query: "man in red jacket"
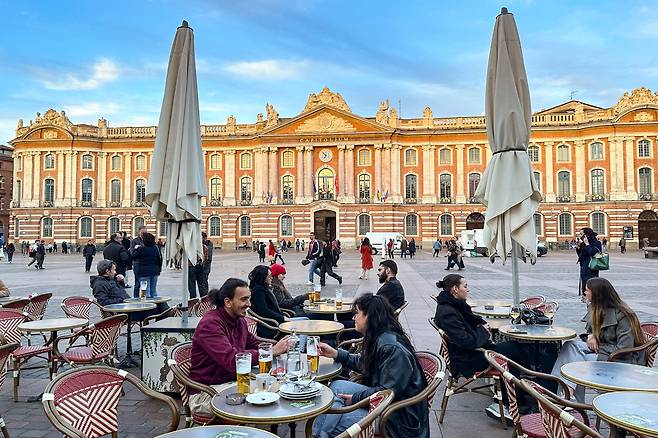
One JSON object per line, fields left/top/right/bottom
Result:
{"left": 189, "top": 278, "right": 290, "bottom": 416}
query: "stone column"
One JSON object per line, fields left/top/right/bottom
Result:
{"left": 608, "top": 137, "right": 624, "bottom": 200}
{"left": 390, "top": 144, "right": 401, "bottom": 203}
{"left": 98, "top": 152, "right": 107, "bottom": 206}
{"left": 382, "top": 144, "right": 391, "bottom": 200}
{"left": 253, "top": 149, "right": 265, "bottom": 205}
{"left": 56, "top": 151, "right": 65, "bottom": 203}
{"left": 224, "top": 150, "right": 236, "bottom": 206}
{"left": 23, "top": 152, "right": 33, "bottom": 204}
{"left": 574, "top": 140, "right": 586, "bottom": 202}
{"left": 304, "top": 146, "right": 314, "bottom": 201}
{"left": 201, "top": 151, "right": 208, "bottom": 207}
{"left": 374, "top": 144, "right": 383, "bottom": 198}
{"left": 32, "top": 152, "right": 41, "bottom": 207}
{"left": 268, "top": 146, "right": 278, "bottom": 203}
{"left": 337, "top": 145, "right": 346, "bottom": 201}
{"left": 422, "top": 145, "right": 436, "bottom": 203}
{"left": 122, "top": 152, "right": 132, "bottom": 207}
{"left": 346, "top": 145, "right": 356, "bottom": 203}
{"left": 625, "top": 137, "right": 637, "bottom": 199}
{"left": 455, "top": 144, "right": 466, "bottom": 203}
{"left": 544, "top": 142, "right": 556, "bottom": 202}
{"left": 70, "top": 151, "right": 78, "bottom": 204}
{"left": 295, "top": 145, "right": 305, "bottom": 203}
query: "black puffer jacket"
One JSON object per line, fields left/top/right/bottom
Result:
{"left": 271, "top": 280, "right": 307, "bottom": 316}
{"left": 249, "top": 283, "right": 285, "bottom": 339}
{"left": 90, "top": 275, "right": 129, "bottom": 306}
{"left": 102, "top": 240, "right": 132, "bottom": 274}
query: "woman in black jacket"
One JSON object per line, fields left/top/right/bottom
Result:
{"left": 270, "top": 263, "right": 309, "bottom": 317}
{"left": 314, "top": 294, "right": 429, "bottom": 438}
{"left": 132, "top": 233, "right": 163, "bottom": 298}
{"left": 576, "top": 227, "right": 602, "bottom": 299}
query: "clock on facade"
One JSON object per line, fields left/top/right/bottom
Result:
{"left": 319, "top": 148, "right": 333, "bottom": 162}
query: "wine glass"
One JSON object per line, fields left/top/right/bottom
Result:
{"left": 544, "top": 305, "right": 556, "bottom": 332}
{"left": 510, "top": 306, "right": 521, "bottom": 332}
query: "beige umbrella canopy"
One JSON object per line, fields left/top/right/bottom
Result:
{"left": 146, "top": 21, "right": 207, "bottom": 313}
{"left": 475, "top": 8, "right": 541, "bottom": 305}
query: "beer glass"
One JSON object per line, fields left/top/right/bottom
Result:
{"left": 139, "top": 281, "right": 148, "bottom": 300}
{"left": 286, "top": 350, "right": 303, "bottom": 380}
{"left": 308, "top": 286, "right": 315, "bottom": 304}
{"left": 314, "top": 283, "right": 321, "bottom": 302}
{"left": 335, "top": 289, "right": 343, "bottom": 308}
{"left": 258, "top": 342, "right": 273, "bottom": 374}
{"left": 235, "top": 353, "right": 251, "bottom": 395}
{"left": 306, "top": 336, "right": 320, "bottom": 375}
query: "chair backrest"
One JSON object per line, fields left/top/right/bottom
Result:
{"left": 43, "top": 366, "right": 179, "bottom": 438}
{"left": 642, "top": 322, "right": 658, "bottom": 367}
{"left": 536, "top": 300, "right": 559, "bottom": 314}
{"left": 2, "top": 298, "right": 31, "bottom": 313}
{"left": 415, "top": 351, "right": 446, "bottom": 406}
{"left": 193, "top": 296, "right": 213, "bottom": 317}
{"left": 427, "top": 317, "right": 452, "bottom": 373}
{"left": 61, "top": 296, "right": 93, "bottom": 320}
{"left": 485, "top": 351, "right": 522, "bottom": 426}
{"left": 520, "top": 295, "right": 545, "bottom": 309}
{"left": 0, "top": 309, "right": 30, "bottom": 345}
{"left": 27, "top": 293, "right": 52, "bottom": 321}
{"left": 168, "top": 342, "right": 193, "bottom": 406}
{"left": 337, "top": 389, "right": 395, "bottom": 438}
{"left": 394, "top": 301, "right": 409, "bottom": 319}
{"left": 89, "top": 315, "right": 127, "bottom": 358}
{"left": 0, "top": 342, "right": 19, "bottom": 392}
{"left": 244, "top": 315, "right": 259, "bottom": 335}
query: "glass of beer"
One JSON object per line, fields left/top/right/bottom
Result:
{"left": 258, "top": 342, "right": 273, "bottom": 374}
{"left": 314, "top": 284, "right": 321, "bottom": 302}
{"left": 306, "top": 336, "right": 320, "bottom": 375}
{"left": 235, "top": 353, "right": 251, "bottom": 395}
{"left": 139, "top": 281, "right": 148, "bottom": 301}
{"left": 308, "top": 286, "right": 315, "bottom": 304}
{"left": 335, "top": 289, "right": 343, "bottom": 308}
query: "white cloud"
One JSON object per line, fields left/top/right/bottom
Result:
{"left": 223, "top": 59, "right": 309, "bottom": 80}
{"left": 40, "top": 58, "right": 120, "bottom": 91}
{"left": 63, "top": 102, "right": 120, "bottom": 117}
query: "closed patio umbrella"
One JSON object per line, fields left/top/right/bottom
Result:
{"left": 146, "top": 20, "right": 207, "bottom": 321}
{"left": 475, "top": 8, "right": 541, "bottom": 306}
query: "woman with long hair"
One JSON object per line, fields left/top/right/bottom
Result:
{"left": 248, "top": 265, "right": 286, "bottom": 339}
{"left": 358, "top": 237, "right": 373, "bottom": 280}
{"left": 576, "top": 227, "right": 602, "bottom": 299}
{"left": 269, "top": 263, "right": 309, "bottom": 317}
{"left": 313, "top": 294, "right": 429, "bottom": 438}
{"left": 551, "top": 277, "right": 645, "bottom": 401}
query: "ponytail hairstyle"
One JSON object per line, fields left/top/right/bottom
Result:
{"left": 437, "top": 274, "right": 464, "bottom": 295}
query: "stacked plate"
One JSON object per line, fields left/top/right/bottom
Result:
{"left": 279, "top": 381, "right": 321, "bottom": 400}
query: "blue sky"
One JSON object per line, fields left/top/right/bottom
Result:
{"left": 1, "top": 0, "right": 657, "bottom": 143}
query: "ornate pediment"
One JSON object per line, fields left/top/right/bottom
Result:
{"left": 613, "top": 87, "right": 658, "bottom": 115}
{"left": 17, "top": 109, "right": 72, "bottom": 138}
{"left": 294, "top": 112, "right": 356, "bottom": 133}
{"left": 303, "top": 87, "right": 351, "bottom": 113}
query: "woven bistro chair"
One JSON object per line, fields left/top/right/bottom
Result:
{"left": 327, "top": 389, "right": 394, "bottom": 438}
{"left": 26, "top": 293, "right": 52, "bottom": 321}
{"left": 520, "top": 296, "right": 546, "bottom": 310}
{"left": 1, "top": 299, "right": 31, "bottom": 313}
{"left": 246, "top": 309, "right": 282, "bottom": 339}
{"left": 42, "top": 366, "right": 179, "bottom": 437}
{"left": 61, "top": 296, "right": 105, "bottom": 320}
{"left": 608, "top": 321, "right": 658, "bottom": 367}
{"left": 0, "top": 342, "right": 19, "bottom": 438}
{"left": 192, "top": 295, "right": 213, "bottom": 317}
{"left": 143, "top": 298, "right": 201, "bottom": 326}
{"left": 394, "top": 301, "right": 409, "bottom": 320}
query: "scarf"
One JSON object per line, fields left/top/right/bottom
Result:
{"left": 437, "top": 290, "right": 486, "bottom": 328}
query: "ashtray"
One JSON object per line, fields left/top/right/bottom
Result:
{"left": 484, "top": 305, "right": 495, "bottom": 310}
{"left": 225, "top": 393, "right": 246, "bottom": 405}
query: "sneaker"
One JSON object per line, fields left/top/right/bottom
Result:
{"left": 338, "top": 276, "right": 343, "bottom": 285}
{"left": 305, "top": 281, "right": 314, "bottom": 285}
{"left": 358, "top": 276, "right": 363, "bottom": 280}
{"left": 485, "top": 403, "right": 513, "bottom": 424}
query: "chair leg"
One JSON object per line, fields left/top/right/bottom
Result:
{"left": 0, "top": 415, "right": 9, "bottom": 438}
{"left": 494, "top": 377, "right": 507, "bottom": 429}
{"left": 184, "top": 406, "right": 192, "bottom": 428}
{"left": 439, "top": 376, "right": 453, "bottom": 424}
{"left": 12, "top": 359, "right": 19, "bottom": 402}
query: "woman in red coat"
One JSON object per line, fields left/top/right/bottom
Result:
{"left": 359, "top": 237, "right": 374, "bottom": 280}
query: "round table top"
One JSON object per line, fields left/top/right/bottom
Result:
{"left": 211, "top": 382, "right": 334, "bottom": 425}
{"left": 561, "top": 361, "right": 658, "bottom": 392}
{"left": 125, "top": 296, "right": 172, "bottom": 304}
{"left": 472, "top": 306, "right": 511, "bottom": 318}
{"left": 102, "top": 302, "right": 157, "bottom": 313}
{"left": 18, "top": 318, "right": 88, "bottom": 333}
{"left": 485, "top": 318, "right": 510, "bottom": 330}
{"left": 0, "top": 296, "right": 25, "bottom": 304}
{"left": 498, "top": 324, "right": 576, "bottom": 341}
{"left": 304, "top": 300, "right": 353, "bottom": 314}
{"left": 279, "top": 320, "right": 344, "bottom": 335}
{"left": 258, "top": 354, "right": 342, "bottom": 382}
{"left": 469, "top": 299, "right": 512, "bottom": 308}
{"left": 156, "top": 425, "right": 278, "bottom": 438}
{"left": 593, "top": 392, "right": 658, "bottom": 437}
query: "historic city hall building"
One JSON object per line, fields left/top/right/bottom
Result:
{"left": 7, "top": 86, "right": 658, "bottom": 249}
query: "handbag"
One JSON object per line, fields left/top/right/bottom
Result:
{"left": 520, "top": 308, "right": 551, "bottom": 325}
{"left": 588, "top": 251, "right": 609, "bottom": 271}
{"left": 301, "top": 258, "right": 310, "bottom": 266}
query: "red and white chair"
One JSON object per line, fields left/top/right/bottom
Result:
{"left": 520, "top": 296, "right": 546, "bottom": 310}
{"left": 329, "top": 389, "right": 394, "bottom": 438}
{"left": 26, "top": 293, "right": 52, "bottom": 321}
{"left": 61, "top": 296, "right": 104, "bottom": 320}
{"left": 0, "top": 342, "right": 19, "bottom": 437}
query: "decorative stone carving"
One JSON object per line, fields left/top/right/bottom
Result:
{"left": 375, "top": 100, "right": 389, "bottom": 125}
{"left": 613, "top": 87, "right": 658, "bottom": 115}
{"left": 389, "top": 108, "right": 398, "bottom": 127}
{"left": 17, "top": 119, "right": 23, "bottom": 129}
{"left": 226, "top": 115, "right": 236, "bottom": 134}
{"left": 30, "top": 109, "right": 72, "bottom": 130}
{"left": 43, "top": 130, "right": 58, "bottom": 139}
{"left": 295, "top": 113, "right": 356, "bottom": 133}
{"left": 634, "top": 111, "right": 654, "bottom": 122}
{"left": 98, "top": 117, "right": 107, "bottom": 129}
{"left": 265, "top": 103, "right": 279, "bottom": 127}
{"left": 256, "top": 113, "right": 264, "bottom": 123}
{"left": 303, "top": 87, "right": 351, "bottom": 113}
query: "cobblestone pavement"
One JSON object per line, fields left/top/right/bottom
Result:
{"left": 1, "top": 247, "right": 656, "bottom": 437}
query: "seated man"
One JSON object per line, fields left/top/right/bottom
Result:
{"left": 189, "top": 278, "right": 290, "bottom": 417}
{"left": 376, "top": 260, "right": 405, "bottom": 310}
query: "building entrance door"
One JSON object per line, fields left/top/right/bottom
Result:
{"left": 314, "top": 210, "right": 336, "bottom": 242}
{"left": 466, "top": 212, "right": 485, "bottom": 230}
{"left": 638, "top": 210, "right": 658, "bottom": 246}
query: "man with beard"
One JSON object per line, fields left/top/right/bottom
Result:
{"left": 375, "top": 260, "right": 405, "bottom": 310}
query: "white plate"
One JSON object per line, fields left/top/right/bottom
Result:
{"left": 280, "top": 382, "right": 321, "bottom": 395}
{"left": 279, "top": 390, "right": 320, "bottom": 400}
{"left": 246, "top": 392, "right": 280, "bottom": 405}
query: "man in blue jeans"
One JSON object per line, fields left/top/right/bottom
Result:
{"left": 306, "top": 232, "right": 322, "bottom": 284}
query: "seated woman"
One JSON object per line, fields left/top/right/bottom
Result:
{"left": 313, "top": 294, "right": 429, "bottom": 438}
{"left": 551, "top": 277, "right": 646, "bottom": 401}
{"left": 270, "top": 263, "right": 309, "bottom": 317}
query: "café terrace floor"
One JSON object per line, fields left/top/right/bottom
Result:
{"left": 1, "top": 246, "right": 657, "bottom": 437}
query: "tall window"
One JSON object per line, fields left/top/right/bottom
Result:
{"left": 81, "top": 154, "right": 93, "bottom": 169}
{"left": 528, "top": 145, "right": 539, "bottom": 162}
{"left": 44, "top": 178, "right": 55, "bottom": 203}
{"left": 357, "top": 149, "right": 371, "bottom": 166}
{"left": 210, "top": 177, "right": 222, "bottom": 201}
{"left": 135, "top": 155, "right": 146, "bottom": 171}
{"left": 280, "top": 215, "right": 293, "bottom": 236}
{"left": 317, "top": 168, "right": 335, "bottom": 200}
{"left": 239, "top": 216, "right": 251, "bottom": 236}
{"left": 439, "top": 148, "right": 451, "bottom": 165}
{"left": 358, "top": 214, "right": 371, "bottom": 235}
{"left": 590, "top": 142, "right": 604, "bottom": 160}
{"left": 133, "top": 217, "right": 145, "bottom": 236}
{"left": 558, "top": 213, "right": 572, "bottom": 235}
{"left": 358, "top": 174, "right": 371, "bottom": 200}
{"left": 209, "top": 217, "right": 221, "bottom": 237}
{"left": 282, "top": 175, "right": 294, "bottom": 201}
{"left": 405, "top": 214, "right": 418, "bottom": 236}
{"left": 210, "top": 154, "right": 221, "bottom": 170}
{"left": 440, "top": 214, "right": 453, "bottom": 236}
{"left": 468, "top": 173, "right": 480, "bottom": 198}
{"left": 533, "top": 171, "right": 541, "bottom": 191}
{"left": 240, "top": 152, "right": 252, "bottom": 169}
{"left": 534, "top": 213, "right": 542, "bottom": 235}
{"left": 108, "top": 217, "right": 120, "bottom": 236}
{"left": 81, "top": 178, "right": 93, "bottom": 203}
{"left": 558, "top": 171, "right": 571, "bottom": 198}
{"left": 79, "top": 217, "right": 93, "bottom": 238}
{"left": 240, "top": 177, "right": 252, "bottom": 203}
{"left": 13, "top": 217, "right": 19, "bottom": 238}
{"left": 590, "top": 169, "right": 605, "bottom": 195}
{"left": 15, "top": 180, "right": 22, "bottom": 203}
{"left": 468, "top": 147, "right": 481, "bottom": 164}
{"left": 281, "top": 150, "right": 294, "bottom": 168}
{"left": 16, "top": 156, "right": 23, "bottom": 171}
{"left": 44, "top": 153, "right": 55, "bottom": 169}
{"left": 42, "top": 217, "right": 53, "bottom": 238}
{"left": 591, "top": 212, "right": 606, "bottom": 235}
{"left": 404, "top": 174, "right": 417, "bottom": 200}
{"left": 110, "top": 180, "right": 121, "bottom": 203}
{"left": 404, "top": 148, "right": 417, "bottom": 166}
{"left": 111, "top": 155, "right": 121, "bottom": 170}
{"left": 135, "top": 179, "right": 146, "bottom": 203}
{"left": 159, "top": 221, "right": 168, "bottom": 237}
{"left": 439, "top": 174, "right": 452, "bottom": 199}
{"left": 557, "top": 144, "right": 570, "bottom": 162}
{"left": 638, "top": 139, "right": 651, "bottom": 158}
{"left": 639, "top": 168, "right": 652, "bottom": 195}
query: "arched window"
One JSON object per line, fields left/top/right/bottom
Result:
{"left": 405, "top": 214, "right": 418, "bottom": 236}
{"left": 44, "top": 178, "right": 55, "bottom": 204}
{"left": 440, "top": 214, "right": 453, "bottom": 236}
{"left": 81, "top": 154, "right": 93, "bottom": 170}
{"left": 13, "top": 217, "right": 19, "bottom": 238}
{"left": 133, "top": 217, "right": 145, "bottom": 236}
{"left": 528, "top": 145, "right": 539, "bottom": 162}
{"left": 590, "top": 169, "right": 605, "bottom": 196}
{"left": 558, "top": 213, "right": 572, "bottom": 235}
{"left": 240, "top": 152, "right": 252, "bottom": 170}
{"left": 591, "top": 212, "right": 606, "bottom": 236}
{"left": 240, "top": 177, "right": 252, "bottom": 203}
{"left": 590, "top": 142, "right": 604, "bottom": 160}
{"left": 468, "top": 173, "right": 480, "bottom": 199}
{"left": 534, "top": 213, "right": 542, "bottom": 235}
{"left": 281, "top": 150, "right": 294, "bottom": 168}
{"left": 282, "top": 175, "right": 294, "bottom": 201}
{"left": 358, "top": 214, "right": 371, "bottom": 235}
{"left": 108, "top": 217, "right": 120, "bottom": 236}
{"left": 638, "top": 139, "right": 651, "bottom": 158}
{"left": 357, "top": 149, "right": 371, "bottom": 166}
{"left": 639, "top": 168, "right": 653, "bottom": 196}
{"left": 110, "top": 180, "right": 121, "bottom": 204}
{"left": 79, "top": 217, "right": 93, "bottom": 238}
{"left": 239, "top": 216, "right": 251, "bottom": 236}
{"left": 42, "top": 217, "right": 53, "bottom": 238}
{"left": 439, "top": 174, "right": 452, "bottom": 200}
{"left": 557, "top": 171, "right": 571, "bottom": 199}
{"left": 439, "top": 148, "right": 451, "bottom": 165}
{"left": 111, "top": 155, "right": 121, "bottom": 170}
{"left": 135, "top": 179, "right": 146, "bottom": 203}
{"left": 358, "top": 174, "right": 371, "bottom": 201}
{"left": 557, "top": 144, "right": 570, "bottom": 162}
{"left": 44, "top": 153, "right": 55, "bottom": 169}
{"left": 468, "top": 147, "right": 481, "bottom": 164}
{"left": 404, "top": 174, "right": 417, "bottom": 201}
{"left": 135, "top": 154, "right": 146, "bottom": 171}
{"left": 81, "top": 178, "right": 93, "bottom": 203}
{"left": 210, "top": 177, "right": 222, "bottom": 201}
{"left": 533, "top": 171, "right": 541, "bottom": 191}
{"left": 404, "top": 148, "right": 417, "bottom": 166}
{"left": 317, "top": 168, "right": 335, "bottom": 200}
{"left": 209, "top": 217, "right": 221, "bottom": 237}
{"left": 210, "top": 153, "right": 222, "bottom": 170}
{"left": 280, "top": 215, "right": 293, "bottom": 236}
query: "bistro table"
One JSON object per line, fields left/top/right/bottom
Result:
{"left": 125, "top": 296, "right": 173, "bottom": 305}
{"left": 156, "top": 425, "right": 278, "bottom": 438}
{"left": 303, "top": 300, "right": 353, "bottom": 321}
{"left": 593, "top": 391, "right": 658, "bottom": 438}
{"left": 279, "top": 320, "right": 344, "bottom": 336}
{"left": 499, "top": 324, "right": 576, "bottom": 371}
{"left": 469, "top": 299, "right": 512, "bottom": 308}
{"left": 256, "top": 354, "right": 342, "bottom": 383}
{"left": 561, "top": 361, "right": 658, "bottom": 392}
{"left": 102, "top": 302, "right": 156, "bottom": 368}
{"left": 472, "top": 306, "right": 512, "bottom": 318}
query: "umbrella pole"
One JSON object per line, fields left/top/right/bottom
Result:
{"left": 511, "top": 241, "right": 520, "bottom": 306}
{"left": 182, "top": 248, "right": 189, "bottom": 324}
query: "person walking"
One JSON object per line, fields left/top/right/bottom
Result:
{"left": 295, "top": 239, "right": 300, "bottom": 252}
{"left": 386, "top": 238, "right": 395, "bottom": 259}
{"left": 445, "top": 239, "right": 464, "bottom": 271}
{"left": 408, "top": 238, "right": 417, "bottom": 259}
{"left": 132, "top": 233, "right": 162, "bottom": 298}
{"left": 20, "top": 241, "right": 26, "bottom": 255}
{"left": 359, "top": 237, "right": 374, "bottom": 280}
{"left": 400, "top": 238, "right": 408, "bottom": 258}
{"left": 332, "top": 239, "right": 341, "bottom": 267}
{"left": 35, "top": 240, "right": 46, "bottom": 269}
{"left": 130, "top": 226, "right": 147, "bottom": 298}
{"left": 432, "top": 239, "right": 442, "bottom": 257}
{"left": 602, "top": 237, "right": 608, "bottom": 252}
{"left": 576, "top": 227, "right": 602, "bottom": 300}
{"left": 26, "top": 240, "right": 38, "bottom": 268}
{"left": 202, "top": 232, "right": 213, "bottom": 288}
{"left": 274, "top": 241, "right": 286, "bottom": 265}
{"left": 619, "top": 237, "right": 626, "bottom": 254}
{"left": 257, "top": 241, "right": 266, "bottom": 263}
{"left": 103, "top": 233, "right": 132, "bottom": 284}
{"left": 319, "top": 239, "right": 342, "bottom": 287}
{"left": 61, "top": 241, "right": 68, "bottom": 254}
{"left": 6, "top": 241, "right": 15, "bottom": 263}
{"left": 305, "top": 232, "right": 322, "bottom": 285}
{"left": 82, "top": 240, "right": 96, "bottom": 273}
{"left": 53, "top": 241, "right": 58, "bottom": 253}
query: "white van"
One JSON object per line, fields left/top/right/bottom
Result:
{"left": 363, "top": 232, "right": 405, "bottom": 255}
